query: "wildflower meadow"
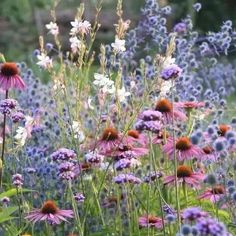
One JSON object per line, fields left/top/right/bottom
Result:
{"left": 1, "top": 0, "right": 236, "bottom": 235}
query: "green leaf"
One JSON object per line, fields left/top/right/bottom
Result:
{"left": 0, "top": 188, "right": 34, "bottom": 199}
{"left": 0, "top": 206, "right": 18, "bottom": 223}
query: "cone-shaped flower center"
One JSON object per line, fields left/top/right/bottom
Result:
{"left": 101, "top": 127, "right": 119, "bottom": 141}
{"left": 203, "top": 146, "right": 214, "bottom": 154}
{"left": 211, "top": 186, "right": 225, "bottom": 194}
{"left": 218, "top": 124, "right": 230, "bottom": 136}
{"left": 128, "top": 129, "right": 139, "bottom": 139}
{"left": 1, "top": 62, "right": 19, "bottom": 77}
{"left": 147, "top": 215, "right": 159, "bottom": 223}
{"left": 155, "top": 98, "right": 172, "bottom": 113}
{"left": 41, "top": 200, "right": 58, "bottom": 214}
{"left": 177, "top": 165, "right": 193, "bottom": 178}
{"left": 176, "top": 137, "right": 192, "bottom": 150}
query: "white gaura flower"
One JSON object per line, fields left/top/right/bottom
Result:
{"left": 163, "top": 56, "right": 175, "bottom": 69}
{"left": 117, "top": 87, "right": 130, "bottom": 102}
{"left": 72, "top": 121, "right": 85, "bottom": 143}
{"left": 111, "top": 38, "right": 126, "bottom": 52}
{"left": 93, "top": 73, "right": 115, "bottom": 94}
{"left": 87, "top": 97, "right": 94, "bottom": 110}
{"left": 70, "top": 19, "right": 91, "bottom": 35}
{"left": 36, "top": 53, "right": 52, "bottom": 69}
{"left": 45, "top": 21, "right": 59, "bottom": 35}
{"left": 159, "top": 80, "right": 172, "bottom": 96}
{"left": 69, "top": 36, "right": 82, "bottom": 53}
{"left": 15, "top": 127, "right": 28, "bottom": 146}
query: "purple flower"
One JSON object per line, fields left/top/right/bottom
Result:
{"left": 11, "top": 111, "right": 25, "bottom": 122}
{"left": 193, "top": 3, "right": 202, "bottom": 12}
{"left": 113, "top": 173, "right": 142, "bottom": 184}
{"left": 0, "top": 99, "right": 18, "bottom": 115}
{"left": 74, "top": 193, "right": 85, "bottom": 203}
{"left": 1, "top": 197, "right": 10, "bottom": 206}
{"left": 182, "top": 207, "right": 208, "bottom": 222}
{"left": 12, "top": 173, "right": 23, "bottom": 187}
{"left": 144, "top": 171, "right": 163, "bottom": 183}
{"left": 195, "top": 217, "right": 230, "bottom": 236}
{"left": 51, "top": 148, "right": 76, "bottom": 163}
{"left": 174, "top": 22, "right": 187, "bottom": 34}
{"left": 161, "top": 64, "right": 182, "bottom": 80}
{"left": 58, "top": 162, "right": 77, "bottom": 180}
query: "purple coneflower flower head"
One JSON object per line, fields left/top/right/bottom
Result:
{"left": 51, "top": 148, "right": 76, "bottom": 163}
{"left": 161, "top": 64, "right": 182, "bottom": 80}
{"left": 163, "top": 137, "right": 204, "bottom": 161}
{"left": 96, "top": 127, "right": 124, "bottom": 155}
{"left": 201, "top": 146, "right": 217, "bottom": 161}
{"left": 0, "top": 99, "right": 18, "bottom": 115}
{"left": 164, "top": 165, "right": 205, "bottom": 189}
{"left": 58, "top": 162, "right": 77, "bottom": 181}
{"left": 113, "top": 173, "right": 142, "bottom": 184}
{"left": 155, "top": 98, "right": 187, "bottom": 124}
{"left": 182, "top": 207, "right": 208, "bottom": 222}
{"left": 74, "top": 193, "right": 85, "bottom": 203}
{"left": 11, "top": 111, "right": 25, "bottom": 123}
{"left": 198, "top": 185, "right": 225, "bottom": 203}
{"left": 138, "top": 215, "right": 164, "bottom": 229}
{"left": 127, "top": 129, "right": 147, "bottom": 146}
{"left": 143, "top": 171, "right": 163, "bottom": 183}
{"left": 0, "top": 62, "right": 25, "bottom": 90}
{"left": 12, "top": 173, "right": 23, "bottom": 187}
{"left": 196, "top": 217, "right": 230, "bottom": 236}
{"left": 173, "top": 22, "right": 187, "bottom": 34}
{"left": 25, "top": 200, "right": 74, "bottom": 225}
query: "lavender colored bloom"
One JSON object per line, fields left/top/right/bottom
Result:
{"left": 12, "top": 173, "right": 23, "bottom": 187}
{"left": 174, "top": 22, "right": 187, "bottom": 34}
{"left": 0, "top": 99, "right": 18, "bottom": 115}
{"left": 74, "top": 193, "right": 85, "bottom": 203}
{"left": 25, "top": 167, "right": 36, "bottom": 174}
{"left": 11, "top": 111, "right": 25, "bottom": 122}
{"left": 113, "top": 173, "right": 142, "bottom": 184}
{"left": 196, "top": 217, "right": 230, "bottom": 236}
{"left": 193, "top": 3, "right": 202, "bottom": 12}
{"left": 161, "top": 64, "right": 182, "bottom": 80}
{"left": 143, "top": 171, "right": 163, "bottom": 183}
{"left": 58, "top": 162, "right": 77, "bottom": 180}
{"left": 51, "top": 148, "right": 77, "bottom": 163}
{"left": 114, "top": 158, "right": 140, "bottom": 171}
{"left": 182, "top": 207, "right": 208, "bottom": 222}
{"left": 1, "top": 197, "right": 10, "bottom": 206}
{"left": 85, "top": 151, "right": 104, "bottom": 166}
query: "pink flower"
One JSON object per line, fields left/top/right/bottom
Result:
{"left": 25, "top": 200, "right": 74, "bottom": 224}
{"left": 175, "top": 101, "right": 205, "bottom": 110}
{"left": 198, "top": 185, "right": 225, "bottom": 203}
{"left": 152, "top": 130, "right": 169, "bottom": 145}
{"left": 0, "top": 63, "right": 25, "bottom": 90}
{"left": 138, "top": 215, "right": 164, "bottom": 229}
{"left": 201, "top": 146, "right": 217, "bottom": 161}
{"left": 163, "top": 136, "right": 204, "bottom": 161}
{"left": 164, "top": 165, "right": 205, "bottom": 189}
{"left": 127, "top": 129, "right": 147, "bottom": 146}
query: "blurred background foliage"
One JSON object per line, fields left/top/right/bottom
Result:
{"left": 0, "top": 0, "right": 236, "bottom": 63}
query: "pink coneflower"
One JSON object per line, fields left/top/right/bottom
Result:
{"left": 138, "top": 215, "right": 164, "bottom": 229}
{"left": 127, "top": 129, "right": 147, "bottom": 146}
{"left": 198, "top": 185, "right": 225, "bottom": 203}
{"left": 163, "top": 136, "right": 204, "bottom": 161}
{"left": 112, "top": 144, "right": 149, "bottom": 159}
{"left": 25, "top": 200, "right": 74, "bottom": 224}
{"left": 217, "top": 124, "right": 230, "bottom": 137}
{"left": 152, "top": 130, "right": 169, "bottom": 145}
{"left": 164, "top": 165, "right": 205, "bottom": 189}
{"left": 175, "top": 101, "right": 205, "bottom": 111}
{"left": 0, "top": 62, "right": 25, "bottom": 90}
{"left": 96, "top": 127, "right": 124, "bottom": 155}
{"left": 155, "top": 98, "right": 187, "bottom": 123}
{"left": 201, "top": 146, "right": 217, "bottom": 161}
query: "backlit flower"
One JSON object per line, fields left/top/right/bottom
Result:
{"left": 111, "top": 38, "right": 126, "bottom": 52}
{"left": 45, "top": 21, "right": 59, "bottom": 35}
{"left": 25, "top": 200, "right": 74, "bottom": 224}
{"left": 36, "top": 53, "right": 52, "bottom": 69}
{"left": 138, "top": 215, "right": 164, "bottom": 229}
{"left": 0, "top": 62, "right": 25, "bottom": 90}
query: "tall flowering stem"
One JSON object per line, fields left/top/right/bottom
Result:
{"left": 0, "top": 89, "right": 8, "bottom": 187}
{"left": 171, "top": 80, "right": 181, "bottom": 229}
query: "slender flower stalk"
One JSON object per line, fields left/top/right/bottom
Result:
{"left": 171, "top": 79, "right": 181, "bottom": 230}
{"left": 0, "top": 89, "right": 8, "bottom": 187}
